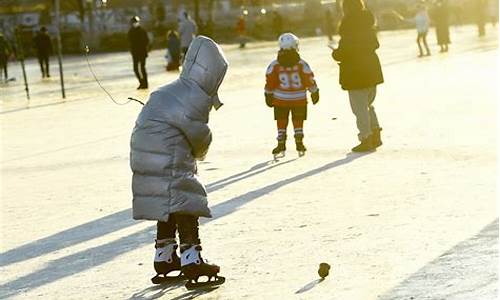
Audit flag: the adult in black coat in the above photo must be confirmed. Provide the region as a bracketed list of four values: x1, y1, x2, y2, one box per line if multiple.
[432, 0, 451, 52]
[332, 0, 384, 152]
[128, 16, 150, 89]
[33, 27, 53, 78]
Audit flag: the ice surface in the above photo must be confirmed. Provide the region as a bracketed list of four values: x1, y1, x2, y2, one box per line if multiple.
[0, 26, 497, 299]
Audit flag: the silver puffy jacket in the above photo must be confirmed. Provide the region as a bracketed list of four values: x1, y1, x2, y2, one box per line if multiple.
[130, 36, 228, 221]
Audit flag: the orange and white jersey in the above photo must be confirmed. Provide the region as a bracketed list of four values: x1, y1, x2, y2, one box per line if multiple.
[265, 59, 318, 107]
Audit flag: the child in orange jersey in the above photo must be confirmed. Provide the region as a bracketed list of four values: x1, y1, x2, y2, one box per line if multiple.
[265, 33, 319, 158]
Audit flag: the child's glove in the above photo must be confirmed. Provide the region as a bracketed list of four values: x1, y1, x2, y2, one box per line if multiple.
[265, 93, 274, 108]
[311, 90, 320, 105]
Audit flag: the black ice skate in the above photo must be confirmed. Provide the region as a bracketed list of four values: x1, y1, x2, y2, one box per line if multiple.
[151, 241, 184, 284]
[272, 142, 286, 159]
[272, 133, 287, 160]
[181, 245, 225, 290]
[295, 135, 306, 157]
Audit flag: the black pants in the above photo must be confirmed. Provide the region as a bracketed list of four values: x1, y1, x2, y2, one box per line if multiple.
[38, 54, 49, 77]
[157, 213, 200, 245]
[132, 55, 148, 87]
[417, 32, 430, 56]
[0, 56, 7, 80]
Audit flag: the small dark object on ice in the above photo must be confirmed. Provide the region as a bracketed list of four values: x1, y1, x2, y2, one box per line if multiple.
[318, 263, 331, 278]
[331, 117, 337, 120]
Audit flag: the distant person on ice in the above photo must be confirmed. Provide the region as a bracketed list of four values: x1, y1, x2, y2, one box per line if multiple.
[236, 15, 247, 48]
[264, 33, 319, 159]
[178, 11, 197, 59]
[128, 16, 149, 89]
[0, 32, 11, 83]
[165, 30, 181, 71]
[431, 0, 451, 52]
[332, 0, 384, 152]
[130, 36, 227, 288]
[395, 3, 431, 57]
[33, 26, 53, 78]
[324, 8, 336, 42]
[415, 4, 431, 57]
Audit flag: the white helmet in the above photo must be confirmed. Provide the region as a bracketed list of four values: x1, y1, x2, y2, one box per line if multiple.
[278, 33, 299, 50]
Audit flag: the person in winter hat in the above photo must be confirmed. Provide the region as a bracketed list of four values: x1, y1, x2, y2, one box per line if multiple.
[33, 26, 53, 78]
[264, 32, 319, 158]
[128, 16, 149, 89]
[178, 11, 198, 60]
[130, 36, 227, 284]
[332, 0, 384, 152]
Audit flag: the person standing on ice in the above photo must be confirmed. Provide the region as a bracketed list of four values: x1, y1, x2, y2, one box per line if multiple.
[33, 26, 53, 78]
[332, 0, 383, 152]
[178, 11, 197, 60]
[128, 16, 149, 89]
[264, 33, 319, 159]
[415, 3, 431, 57]
[0, 33, 11, 83]
[431, 0, 450, 53]
[130, 36, 227, 288]
[394, 3, 431, 57]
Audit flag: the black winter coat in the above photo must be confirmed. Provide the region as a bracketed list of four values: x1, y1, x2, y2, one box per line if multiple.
[33, 33, 53, 56]
[128, 26, 149, 58]
[332, 10, 383, 90]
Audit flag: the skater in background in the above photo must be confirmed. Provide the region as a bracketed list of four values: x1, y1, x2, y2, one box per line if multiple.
[394, 3, 431, 57]
[128, 16, 149, 89]
[332, 0, 384, 152]
[272, 11, 284, 37]
[165, 30, 180, 71]
[431, 0, 450, 52]
[265, 33, 319, 158]
[488, 0, 499, 27]
[33, 26, 53, 78]
[0, 32, 11, 83]
[324, 8, 336, 42]
[130, 36, 227, 288]
[236, 15, 247, 48]
[475, 0, 488, 37]
[414, 3, 431, 57]
[178, 11, 197, 59]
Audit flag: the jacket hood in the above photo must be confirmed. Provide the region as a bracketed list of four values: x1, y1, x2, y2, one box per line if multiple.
[339, 9, 375, 36]
[180, 36, 228, 110]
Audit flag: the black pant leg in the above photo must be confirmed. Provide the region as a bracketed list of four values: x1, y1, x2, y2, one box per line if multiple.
[0, 61, 6, 79]
[38, 55, 45, 76]
[157, 215, 177, 240]
[44, 56, 50, 76]
[132, 55, 141, 84]
[140, 57, 147, 86]
[174, 214, 201, 246]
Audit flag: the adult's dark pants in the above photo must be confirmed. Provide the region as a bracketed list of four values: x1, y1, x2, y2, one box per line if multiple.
[157, 213, 200, 245]
[38, 54, 49, 77]
[0, 55, 7, 80]
[132, 55, 148, 87]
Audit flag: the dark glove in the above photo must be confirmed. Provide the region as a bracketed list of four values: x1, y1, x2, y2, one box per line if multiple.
[265, 93, 274, 108]
[311, 90, 319, 105]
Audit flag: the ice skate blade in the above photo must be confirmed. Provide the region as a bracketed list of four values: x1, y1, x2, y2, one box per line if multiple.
[297, 151, 305, 157]
[273, 152, 285, 160]
[185, 276, 225, 290]
[151, 274, 185, 284]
